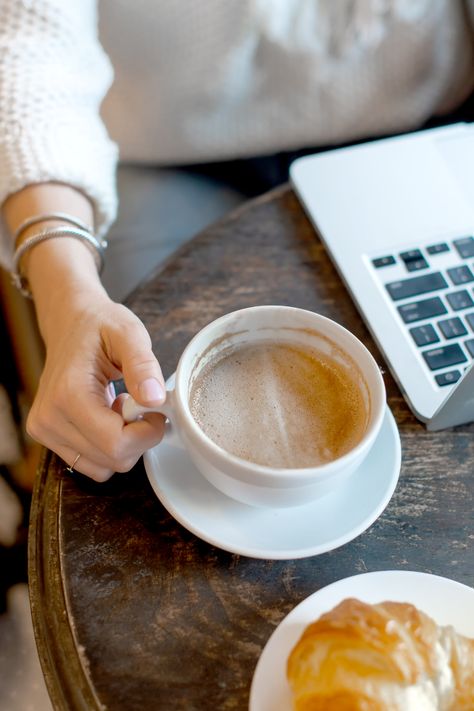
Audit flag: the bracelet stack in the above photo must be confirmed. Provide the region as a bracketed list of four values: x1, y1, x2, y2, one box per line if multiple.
[11, 212, 107, 298]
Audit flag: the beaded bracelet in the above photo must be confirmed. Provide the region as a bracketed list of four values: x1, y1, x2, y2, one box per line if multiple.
[11, 226, 107, 298]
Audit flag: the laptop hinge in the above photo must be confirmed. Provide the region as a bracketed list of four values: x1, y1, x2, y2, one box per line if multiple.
[426, 363, 474, 431]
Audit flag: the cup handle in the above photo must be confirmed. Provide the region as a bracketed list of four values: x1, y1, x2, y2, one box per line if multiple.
[122, 389, 182, 448]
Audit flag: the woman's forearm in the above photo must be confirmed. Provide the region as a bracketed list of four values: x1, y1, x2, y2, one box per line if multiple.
[3, 182, 94, 232]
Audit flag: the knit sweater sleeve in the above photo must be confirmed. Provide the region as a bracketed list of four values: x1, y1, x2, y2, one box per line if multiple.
[0, 0, 118, 271]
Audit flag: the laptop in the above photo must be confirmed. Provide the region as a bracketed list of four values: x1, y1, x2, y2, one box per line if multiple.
[290, 122, 474, 430]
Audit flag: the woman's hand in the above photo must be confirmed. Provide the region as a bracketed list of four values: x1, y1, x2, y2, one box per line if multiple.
[3, 182, 167, 481]
[28, 292, 167, 481]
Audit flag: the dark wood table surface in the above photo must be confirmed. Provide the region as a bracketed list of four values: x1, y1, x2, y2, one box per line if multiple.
[29, 185, 474, 711]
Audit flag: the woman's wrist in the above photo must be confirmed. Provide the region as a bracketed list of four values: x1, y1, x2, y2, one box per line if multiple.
[15, 218, 106, 292]
[2, 182, 112, 341]
[25, 236, 111, 344]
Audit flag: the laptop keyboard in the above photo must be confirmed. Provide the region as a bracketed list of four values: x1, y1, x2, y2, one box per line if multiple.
[371, 236, 474, 388]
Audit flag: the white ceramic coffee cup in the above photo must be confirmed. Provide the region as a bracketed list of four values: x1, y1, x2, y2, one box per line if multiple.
[123, 305, 386, 508]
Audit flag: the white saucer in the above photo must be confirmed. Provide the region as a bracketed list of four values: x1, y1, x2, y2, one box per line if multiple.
[249, 570, 474, 711]
[143, 395, 401, 559]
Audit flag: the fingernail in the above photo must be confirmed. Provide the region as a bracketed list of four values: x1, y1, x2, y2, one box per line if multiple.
[139, 378, 165, 404]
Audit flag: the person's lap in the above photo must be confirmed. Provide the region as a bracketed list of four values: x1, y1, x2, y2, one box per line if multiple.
[101, 164, 246, 302]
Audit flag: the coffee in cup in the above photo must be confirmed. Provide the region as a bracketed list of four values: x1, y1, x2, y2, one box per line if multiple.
[188, 338, 370, 469]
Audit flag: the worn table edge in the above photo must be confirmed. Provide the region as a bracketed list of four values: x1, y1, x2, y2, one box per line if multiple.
[28, 447, 103, 711]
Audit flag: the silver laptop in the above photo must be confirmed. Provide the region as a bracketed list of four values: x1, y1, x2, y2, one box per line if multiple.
[290, 122, 474, 430]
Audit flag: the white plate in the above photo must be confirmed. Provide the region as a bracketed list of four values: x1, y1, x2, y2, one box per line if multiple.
[143, 397, 401, 559]
[249, 570, 474, 711]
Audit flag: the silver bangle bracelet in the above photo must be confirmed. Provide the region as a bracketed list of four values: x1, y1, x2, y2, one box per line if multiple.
[13, 212, 94, 248]
[11, 226, 108, 298]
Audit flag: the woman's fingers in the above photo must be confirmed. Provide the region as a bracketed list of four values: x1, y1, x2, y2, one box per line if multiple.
[28, 406, 165, 481]
[61, 449, 114, 483]
[63, 390, 166, 463]
[26, 301, 168, 480]
[104, 317, 166, 407]
[28, 387, 166, 478]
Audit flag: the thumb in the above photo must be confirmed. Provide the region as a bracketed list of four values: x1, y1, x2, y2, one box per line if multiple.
[109, 321, 166, 406]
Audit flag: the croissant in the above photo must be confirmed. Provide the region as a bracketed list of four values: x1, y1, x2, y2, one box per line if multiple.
[286, 598, 474, 710]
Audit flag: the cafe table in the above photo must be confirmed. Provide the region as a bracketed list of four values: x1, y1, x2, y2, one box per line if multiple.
[29, 185, 474, 710]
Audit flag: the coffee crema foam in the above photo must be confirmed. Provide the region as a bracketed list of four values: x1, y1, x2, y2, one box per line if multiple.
[189, 339, 370, 469]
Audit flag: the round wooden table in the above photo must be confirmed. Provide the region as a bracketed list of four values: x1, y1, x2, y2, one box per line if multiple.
[29, 185, 474, 710]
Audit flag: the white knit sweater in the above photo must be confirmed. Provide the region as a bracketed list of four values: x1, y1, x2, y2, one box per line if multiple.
[0, 0, 473, 270]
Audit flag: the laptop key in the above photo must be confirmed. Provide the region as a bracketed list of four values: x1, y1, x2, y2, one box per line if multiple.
[372, 255, 396, 268]
[446, 290, 474, 311]
[386, 272, 447, 301]
[409, 324, 439, 347]
[406, 258, 429, 272]
[399, 249, 429, 272]
[464, 339, 474, 357]
[422, 344, 467, 370]
[435, 370, 462, 386]
[453, 236, 474, 259]
[447, 265, 474, 285]
[438, 317, 468, 339]
[400, 249, 423, 261]
[466, 313, 474, 332]
[427, 242, 449, 255]
[398, 297, 447, 324]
